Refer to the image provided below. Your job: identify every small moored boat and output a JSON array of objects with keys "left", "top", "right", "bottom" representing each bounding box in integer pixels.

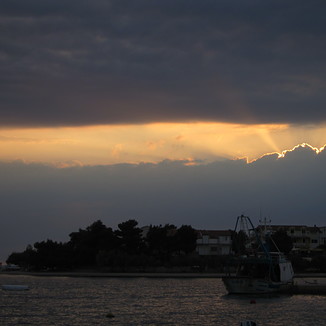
[
  {"left": 1, "top": 284, "right": 29, "bottom": 291},
  {"left": 240, "top": 321, "right": 258, "bottom": 326}
]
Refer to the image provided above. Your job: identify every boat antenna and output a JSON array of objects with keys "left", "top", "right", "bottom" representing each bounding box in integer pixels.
[{"left": 259, "top": 216, "right": 271, "bottom": 234}]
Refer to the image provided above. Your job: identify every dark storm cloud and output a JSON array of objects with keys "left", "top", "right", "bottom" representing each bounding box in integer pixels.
[
  {"left": 1, "top": 0, "right": 326, "bottom": 127},
  {"left": 1, "top": 145, "right": 326, "bottom": 261}
]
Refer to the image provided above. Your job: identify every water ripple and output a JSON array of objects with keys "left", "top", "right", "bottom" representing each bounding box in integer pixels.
[{"left": 1, "top": 275, "right": 325, "bottom": 326}]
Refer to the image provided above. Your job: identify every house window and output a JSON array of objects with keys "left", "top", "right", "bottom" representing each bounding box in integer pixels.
[
  {"left": 211, "top": 247, "right": 217, "bottom": 252},
  {"left": 290, "top": 229, "right": 294, "bottom": 234},
  {"left": 302, "top": 229, "right": 306, "bottom": 234}
]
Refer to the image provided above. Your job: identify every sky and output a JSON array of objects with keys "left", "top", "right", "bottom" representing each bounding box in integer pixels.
[{"left": 1, "top": 1, "right": 326, "bottom": 262}]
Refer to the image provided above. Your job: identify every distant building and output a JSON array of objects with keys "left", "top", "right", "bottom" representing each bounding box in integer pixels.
[
  {"left": 140, "top": 225, "right": 150, "bottom": 238},
  {"left": 196, "top": 230, "right": 233, "bottom": 256},
  {"left": 319, "top": 227, "right": 326, "bottom": 246},
  {"left": 258, "top": 224, "right": 323, "bottom": 252}
]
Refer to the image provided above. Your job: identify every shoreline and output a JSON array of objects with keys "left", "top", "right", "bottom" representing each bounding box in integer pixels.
[
  {"left": 1, "top": 271, "right": 326, "bottom": 279},
  {"left": 1, "top": 271, "right": 225, "bottom": 278}
]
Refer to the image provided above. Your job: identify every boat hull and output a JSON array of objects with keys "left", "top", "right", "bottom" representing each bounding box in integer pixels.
[{"left": 222, "top": 276, "right": 291, "bottom": 294}]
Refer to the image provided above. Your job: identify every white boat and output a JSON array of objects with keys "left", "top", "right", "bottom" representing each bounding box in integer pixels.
[
  {"left": 1, "top": 284, "right": 29, "bottom": 291},
  {"left": 222, "top": 215, "right": 294, "bottom": 294}
]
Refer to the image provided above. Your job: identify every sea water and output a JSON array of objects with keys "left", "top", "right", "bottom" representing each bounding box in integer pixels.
[{"left": 0, "top": 274, "right": 325, "bottom": 326}]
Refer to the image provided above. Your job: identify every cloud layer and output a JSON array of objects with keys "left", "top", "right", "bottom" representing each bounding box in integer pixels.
[
  {"left": 1, "top": 144, "right": 325, "bottom": 261},
  {"left": 1, "top": 0, "right": 326, "bottom": 127}
]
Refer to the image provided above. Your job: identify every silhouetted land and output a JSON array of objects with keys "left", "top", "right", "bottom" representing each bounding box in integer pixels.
[
  {"left": 5, "top": 219, "right": 326, "bottom": 274},
  {"left": 6, "top": 219, "right": 222, "bottom": 272}
]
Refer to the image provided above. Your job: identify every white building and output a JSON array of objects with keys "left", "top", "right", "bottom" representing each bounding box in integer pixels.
[
  {"left": 261, "top": 225, "right": 323, "bottom": 251},
  {"left": 196, "top": 230, "right": 233, "bottom": 256},
  {"left": 319, "top": 226, "right": 326, "bottom": 246}
]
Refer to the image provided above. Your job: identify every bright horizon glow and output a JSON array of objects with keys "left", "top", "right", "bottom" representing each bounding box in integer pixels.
[{"left": 0, "top": 122, "right": 326, "bottom": 167}]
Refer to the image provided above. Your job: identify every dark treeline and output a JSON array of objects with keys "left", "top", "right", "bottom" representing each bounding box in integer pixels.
[
  {"left": 7, "top": 219, "right": 223, "bottom": 272},
  {"left": 7, "top": 220, "right": 326, "bottom": 273}
]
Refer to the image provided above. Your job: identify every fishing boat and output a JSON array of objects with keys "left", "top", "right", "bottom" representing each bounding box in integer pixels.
[{"left": 222, "top": 215, "right": 294, "bottom": 294}]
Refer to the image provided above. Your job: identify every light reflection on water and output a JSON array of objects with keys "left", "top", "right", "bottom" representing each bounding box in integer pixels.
[{"left": 0, "top": 275, "right": 325, "bottom": 326}]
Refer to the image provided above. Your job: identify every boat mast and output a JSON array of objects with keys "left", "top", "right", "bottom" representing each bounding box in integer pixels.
[{"left": 236, "top": 214, "right": 272, "bottom": 260}]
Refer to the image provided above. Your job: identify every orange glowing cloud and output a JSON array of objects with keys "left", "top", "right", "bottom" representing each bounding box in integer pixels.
[
  {"left": 277, "top": 143, "right": 325, "bottom": 158},
  {"left": 0, "top": 122, "right": 325, "bottom": 166},
  {"left": 248, "top": 143, "right": 326, "bottom": 163}
]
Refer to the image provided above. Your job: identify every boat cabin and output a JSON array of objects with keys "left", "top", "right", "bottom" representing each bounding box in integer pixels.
[{"left": 235, "top": 252, "right": 293, "bottom": 283}]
